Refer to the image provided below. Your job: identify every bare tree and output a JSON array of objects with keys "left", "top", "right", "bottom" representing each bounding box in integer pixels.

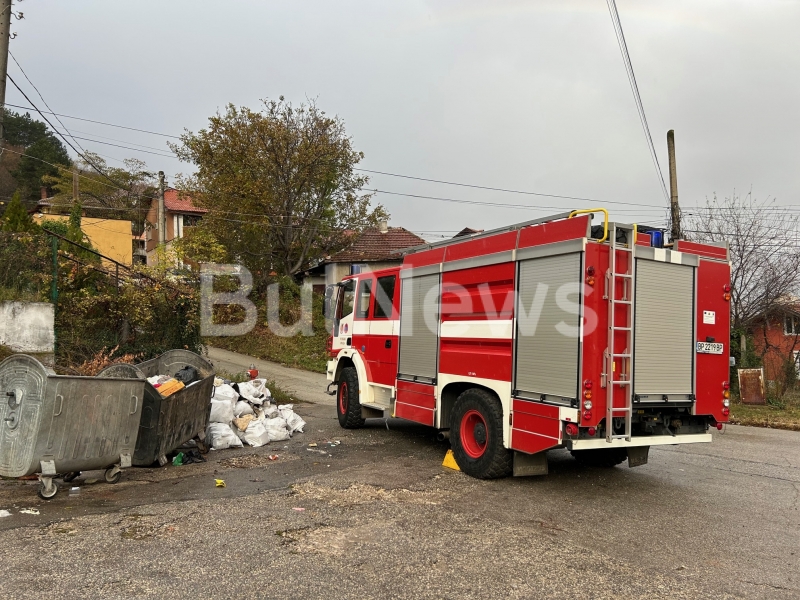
[{"left": 685, "top": 191, "right": 800, "bottom": 357}]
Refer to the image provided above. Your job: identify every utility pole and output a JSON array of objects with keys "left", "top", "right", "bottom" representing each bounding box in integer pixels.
[
  {"left": 72, "top": 165, "right": 79, "bottom": 204},
  {"left": 158, "top": 171, "right": 166, "bottom": 245},
  {"left": 0, "top": 0, "right": 13, "bottom": 145},
  {"left": 667, "top": 130, "right": 681, "bottom": 241}
]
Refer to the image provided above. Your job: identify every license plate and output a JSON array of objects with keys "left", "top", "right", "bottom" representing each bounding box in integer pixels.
[{"left": 696, "top": 342, "right": 723, "bottom": 355}]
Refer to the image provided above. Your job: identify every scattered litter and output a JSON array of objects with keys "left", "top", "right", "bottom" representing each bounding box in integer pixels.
[
  {"left": 20, "top": 508, "right": 39, "bottom": 515},
  {"left": 172, "top": 452, "right": 185, "bottom": 466},
  {"left": 269, "top": 455, "right": 279, "bottom": 460},
  {"left": 307, "top": 448, "right": 329, "bottom": 455},
  {"left": 215, "top": 479, "right": 226, "bottom": 488},
  {"left": 85, "top": 478, "right": 99, "bottom": 485},
  {"left": 308, "top": 442, "right": 318, "bottom": 447},
  {"left": 69, "top": 487, "right": 81, "bottom": 496},
  {"left": 292, "top": 507, "right": 305, "bottom": 512},
  {"left": 0, "top": 510, "right": 11, "bottom": 518}
]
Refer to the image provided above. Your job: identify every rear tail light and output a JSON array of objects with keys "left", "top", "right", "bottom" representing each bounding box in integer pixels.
[
  {"left": 583, "top": 390, "right": 593, "bottom": 400},
  {"left": 723, "top": 293, "right": 731, "bottom": 301},
  {"left": 722, "top": 381, "right": 730, "bottom": 390},
  {"left": 565, "top": 423, "right": 579, "bottom": 437},
  {"left": 587, "top": 427, "right": 597, "bottom": 437},
  {"left": 723, "top": 399, "right": 730, "bottom": 407},
  {"left": 585, "top": 276, "right": 595, "bottom": 286},
  {"left": 723, "top": 283, "right": 731, "bottom": 293},
  {"left": 583, "top": 379, "right": 593, "bottom": 390},
  {"left": 723, "top": 389, "right": 730, "bottom": 399},
  {"left": 582, "top": 410, "right": 592, "bottom": 421},
  {"left": 583, "top": 400, "right": 593, "bottom": 410},
  {"left": 716, "top": 423, "right": 724, "bottom": 431},
  {"left": 722, "top": 407, "right": 730, "bottom": 416}
]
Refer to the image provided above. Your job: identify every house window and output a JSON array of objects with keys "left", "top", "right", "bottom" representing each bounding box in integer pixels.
[
  {"left": 784, "top": 315, "right": 800, "bottom": 335},
  {"left": 183, "top": 214, "right": 200, "bottom": 227},
  {"left": 350, "top": 263, "right": 368, "bottom": 275}
]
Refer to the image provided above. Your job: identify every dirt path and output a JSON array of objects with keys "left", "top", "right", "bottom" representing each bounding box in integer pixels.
[{"left": 206, "top": 345, "right": 334, "bottom": 406}]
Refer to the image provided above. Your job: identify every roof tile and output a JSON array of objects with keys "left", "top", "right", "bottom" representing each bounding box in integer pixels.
[{"left": 327, "top": 227, "right": 425, "bottom": 263}]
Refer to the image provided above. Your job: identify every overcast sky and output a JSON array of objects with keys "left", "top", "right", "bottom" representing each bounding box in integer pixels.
[{"left": 9, "top": 0, "right": 799, "bottom": 240}]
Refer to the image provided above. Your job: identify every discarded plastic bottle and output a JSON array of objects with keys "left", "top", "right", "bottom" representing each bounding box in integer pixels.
[{"left": 69, "top": 487, "right": 80, "bottom": 496}]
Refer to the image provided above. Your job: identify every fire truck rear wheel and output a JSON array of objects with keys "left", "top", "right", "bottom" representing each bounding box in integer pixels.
[
  {"left": 336, "top": 367, "right": 365, "bottom": 429},
  {"left": 450, "top": 388, "right": 512, "bottom": 479},
  {"left": 569, "top": 448, "right": 628, "bottom": 468}
]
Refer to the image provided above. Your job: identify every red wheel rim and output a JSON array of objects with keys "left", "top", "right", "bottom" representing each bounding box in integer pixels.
[
  {"left": 338, "top": 381, "right": 348, "bottom": 414},
  {"left": 460, "top": 409, "right": 488, "bottom": 458}
]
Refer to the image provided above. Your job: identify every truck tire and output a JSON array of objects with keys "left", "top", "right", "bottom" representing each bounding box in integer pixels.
[
  {"left": 450, "top": 388, "right": 512, "bottom": 479},
  {"left": 570, "top": 448, "right": 627, "bottom": 468},
  {"left": 336, "top": 367, "right": 365, "bottom": 429}
]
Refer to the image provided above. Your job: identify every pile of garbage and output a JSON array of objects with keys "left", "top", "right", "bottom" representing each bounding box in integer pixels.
[
  {"left": 206, "top": 378, "right": 306, "bottom": 450},
  {"left": 147, "top": 365, "right": 203, "bottom": 397}
]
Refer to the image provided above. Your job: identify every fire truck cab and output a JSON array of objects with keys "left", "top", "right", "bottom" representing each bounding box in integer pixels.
[{"left": 327, "top": 210, "right": 731, "bottom": 479}]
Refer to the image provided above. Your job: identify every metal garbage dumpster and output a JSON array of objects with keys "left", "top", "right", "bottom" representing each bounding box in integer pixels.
[
  {"left": 0, "top": 354, "right": 144, "bottom": 499},
  {"left": 98, "top": 350, "right": 215, "bottom": 467}
]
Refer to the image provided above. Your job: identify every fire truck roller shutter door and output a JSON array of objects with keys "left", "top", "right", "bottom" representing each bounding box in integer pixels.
[
  {"left": 398, "top": 273, "right": 440, "bottom": 381},
  {"left": 634, "top": 259, "right": 694, "bottom": 396},
  {"left": 515, "top": 252, "right": 582, "bottom": 401}
]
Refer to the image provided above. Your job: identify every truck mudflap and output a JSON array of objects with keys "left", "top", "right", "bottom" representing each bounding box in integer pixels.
[{"left": 566, "top": 432, "right": 712, "bottom": 451}]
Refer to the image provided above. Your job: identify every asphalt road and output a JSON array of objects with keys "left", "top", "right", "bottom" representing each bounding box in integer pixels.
[{"left": 0, "top": 349, "right": 797, "bottom": 599}]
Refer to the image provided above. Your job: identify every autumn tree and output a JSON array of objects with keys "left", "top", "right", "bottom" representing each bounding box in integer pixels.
[
  {"left": 1, "top": 110, "right": 70, "bottom": 202},
  {"left": 43, "top": 154, "right": 157, "bottom": 235},
  {"left": 171, "top": 97, "right": 387, "bottom": 277}
]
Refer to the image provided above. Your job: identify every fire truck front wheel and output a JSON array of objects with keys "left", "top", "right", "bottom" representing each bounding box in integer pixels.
[
  {"left": 450, "top": 388, "right": 512, "bottom": 479},
  {"left": 336, "top": 367, "right": 365, "bottom": 429}
]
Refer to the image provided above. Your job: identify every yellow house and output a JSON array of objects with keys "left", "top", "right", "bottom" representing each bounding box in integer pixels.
[{"left": 32, "top": 214, "right": 133, "bottom": 266}]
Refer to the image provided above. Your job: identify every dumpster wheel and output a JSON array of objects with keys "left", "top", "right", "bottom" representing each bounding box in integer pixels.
[
  {"left": 37, "top": 478, "right": 58, "bottom": 500},
  {"left": 104, "top": 467, "right": 122, "bottom": 484}
]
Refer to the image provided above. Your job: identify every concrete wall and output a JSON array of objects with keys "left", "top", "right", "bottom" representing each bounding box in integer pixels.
[
  {"left": 0, "top": 302, "right": 55, "bottom": 353},
  {"left": 34, "top": 214, "right": 133, "bottom": 266}
]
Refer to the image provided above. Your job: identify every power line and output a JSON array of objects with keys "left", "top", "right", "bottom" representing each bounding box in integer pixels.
[
  {"left": 52, "top": 131, "right": 174, "bottom": 158},
  {"left": 6, "top": 73, "right": 137, "bottom": 193},
  {"left": 4, "top": 101, "right": 180, "bottom": 138},
  {"left": 605, "top": 0, "right": 670, "bottom": 204},
  {"left": 8, "top": 51, "right": 89, "bottom": 158}
]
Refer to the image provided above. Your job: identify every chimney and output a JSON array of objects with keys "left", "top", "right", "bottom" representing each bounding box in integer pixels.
[
  {"left": 379, "top": 220, "right": 388, "bottom": 234},
  {"left": 40, "top": 186, "right": 48, "bottom": 200}
]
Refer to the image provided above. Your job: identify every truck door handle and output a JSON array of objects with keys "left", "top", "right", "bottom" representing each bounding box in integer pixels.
[{"left": 385, "top": 339, "right": 392, "bottom": 349}]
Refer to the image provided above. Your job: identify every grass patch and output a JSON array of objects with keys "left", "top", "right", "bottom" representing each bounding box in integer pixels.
[
  {"left": 205, "top": 322, "right": 327, "bottom": 374},
  {"left": 729, "top": 392, "right": 800, "bottom": 431}
]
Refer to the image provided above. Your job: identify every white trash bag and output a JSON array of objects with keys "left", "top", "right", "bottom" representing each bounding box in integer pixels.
[
  {"left": 214, "top": 383, "right": 240, "bottom": 405},
  {"left": 238, "top": 380, "right": 271, "bottom": 405},
  {"left": 206, "top": 422, "right": 243, "bottom": 450},
  {"left": 209, "top": 398, "right": 235, "bottom": 424},
  {"left": 234, "top": 400, "right": 254, "bottom": 417},
  {"left": 279, "top": 404, "right": 306, "bottom": 434},
  {"left": 236, "top": 420, "right": 270, "bottom": 447},
  {"left": 264, "top": 417, "right": 291, "bottom": 442}
]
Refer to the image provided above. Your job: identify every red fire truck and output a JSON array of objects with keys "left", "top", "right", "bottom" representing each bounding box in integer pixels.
[{"left": 326, "top": 210, "right": 731, "bottom": 479}]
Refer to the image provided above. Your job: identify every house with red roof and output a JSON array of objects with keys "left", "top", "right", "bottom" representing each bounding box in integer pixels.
[
  {"left": 144, "top": 188, "right": 208, "bottom": 265},
  {"left": 303, "top": 221, "right": 426, "bottom": 291}
]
